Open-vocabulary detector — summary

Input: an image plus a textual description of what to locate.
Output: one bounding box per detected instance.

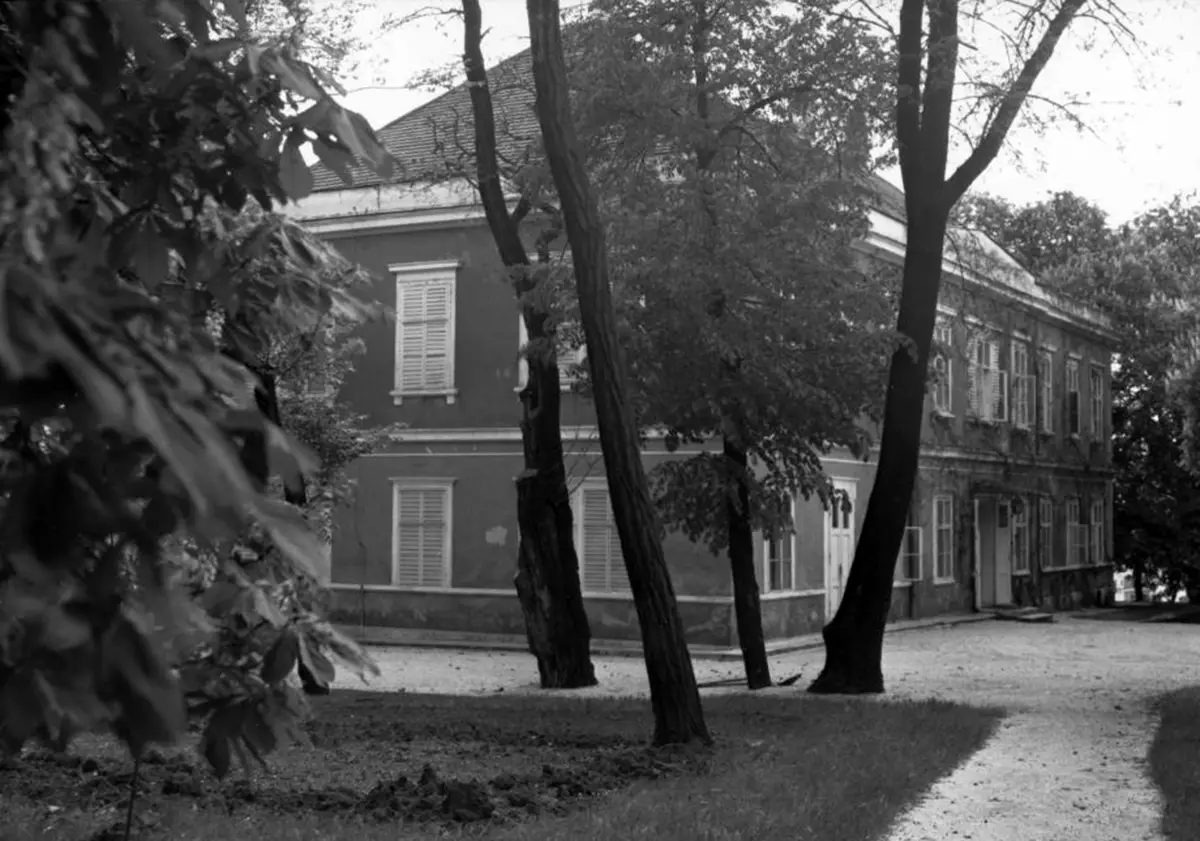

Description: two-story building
[289,50,1118,651]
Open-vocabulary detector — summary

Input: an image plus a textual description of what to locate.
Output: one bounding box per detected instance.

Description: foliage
[0,0,394,773]
[561,0,898,547]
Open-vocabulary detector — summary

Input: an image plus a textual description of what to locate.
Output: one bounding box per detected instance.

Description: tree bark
[1133,558,1144,602]
[724,438,772,689]
[810,0,1085,694]
[462,0,595,689]
[525,0,710,745]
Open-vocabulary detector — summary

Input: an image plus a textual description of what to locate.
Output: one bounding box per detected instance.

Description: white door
[825,479,857,619]
[995,500,1013,604]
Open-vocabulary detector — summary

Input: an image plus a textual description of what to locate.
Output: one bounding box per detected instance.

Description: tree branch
[917,0,960,192]
[895,0,923,184]
[944,0,1088,206]
[461,0,527,267]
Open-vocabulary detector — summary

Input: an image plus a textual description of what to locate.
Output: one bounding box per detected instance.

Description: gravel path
[335,617,1199,841]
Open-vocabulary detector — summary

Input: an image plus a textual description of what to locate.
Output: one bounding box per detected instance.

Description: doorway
[976,496,1015,608]
[825,478,857,619]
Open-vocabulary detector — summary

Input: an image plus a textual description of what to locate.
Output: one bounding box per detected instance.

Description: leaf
[102,612,186,754]
[201,722,232,778]
[297,635,335,687]
[240,704,278,760]
[265,53,325,101]
[221,0,247,30]
[278,139,314,201]
[328,105,394,178]
[312,138,356,184]
[267,422,316,488]
[261,627,300,684]
[200,580,242,617]
[255,498,324,580]
[192,38,242,62]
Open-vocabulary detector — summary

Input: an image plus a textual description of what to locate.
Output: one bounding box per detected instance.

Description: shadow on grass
[3,691,1002,841]
[1076,604,1200,623]
[1148,686,1200,840]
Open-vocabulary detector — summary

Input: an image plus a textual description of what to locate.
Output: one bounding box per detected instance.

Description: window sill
[392,389,459,406]
[932,410,955,419]
[513,382,579,394]
[1041,563,1112,573]
[761,589,825,600]
[1012,570,1032,576]
[933,577,955,586]
[893,580,914,588]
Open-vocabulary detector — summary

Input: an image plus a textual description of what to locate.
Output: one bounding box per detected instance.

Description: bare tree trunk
[462,0,595,689]
[1133,559,1145,602]
[810,0,1084,694]
[525,0,710,744]
[724,438,772,689]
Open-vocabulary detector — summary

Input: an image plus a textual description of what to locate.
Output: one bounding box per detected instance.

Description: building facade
[289,61,1117,651]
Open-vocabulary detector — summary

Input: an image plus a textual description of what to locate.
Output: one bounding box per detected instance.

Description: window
[1090,499,1105,565]
[1066,358,1081,435]
[1089,366,1105,439]
[1038,497,1054,570]
[895,508,922,583]
[576,483,630,594]
[392,481,453,588]
[763,498,796,593]
[967,336,1007,422]
[1066,498,1086,567]
[517,316,587,390]
[391,261,458,405]
[933,495,955,582]
[1011,498,1030,573]
[1011,341,1033,429]
[1037,349,1054,433]
[932,323,953,413]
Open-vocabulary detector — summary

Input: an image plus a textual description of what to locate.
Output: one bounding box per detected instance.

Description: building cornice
[290,180,1117,345]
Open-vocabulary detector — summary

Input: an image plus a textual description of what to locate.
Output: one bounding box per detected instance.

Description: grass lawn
[1148,686,1200,840]
[1,690,1001,841]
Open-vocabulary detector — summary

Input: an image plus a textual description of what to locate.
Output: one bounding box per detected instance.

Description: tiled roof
[312,52,539,193]
[312,47,908,221]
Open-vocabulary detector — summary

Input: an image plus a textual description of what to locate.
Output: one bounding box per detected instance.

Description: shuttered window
[576,484,629,594]
[391,261,458,403]
[966,336,1007,422]
[392,483,452,588]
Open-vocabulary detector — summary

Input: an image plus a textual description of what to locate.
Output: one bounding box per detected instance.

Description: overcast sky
[329,0,1199,224]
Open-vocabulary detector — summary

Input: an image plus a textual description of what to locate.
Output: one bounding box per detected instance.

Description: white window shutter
[420,489,447,584]
[580,488,614,593]
[396,277,454,393]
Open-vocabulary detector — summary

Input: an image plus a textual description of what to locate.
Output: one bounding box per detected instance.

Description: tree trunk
[525,0,710,745]
[809,211,947,695]
[724,438,772,689]
[461,0,596,689]
[1133,559,1144,602]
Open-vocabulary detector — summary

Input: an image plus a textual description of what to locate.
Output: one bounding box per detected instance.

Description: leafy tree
[525,0,711,744]
[563,0,896,688]
[0,0,393,770]
[459,0,597,689]
[810,0,1103,694]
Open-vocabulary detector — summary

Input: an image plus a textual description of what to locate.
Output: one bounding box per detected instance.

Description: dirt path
[336,617,1199,841]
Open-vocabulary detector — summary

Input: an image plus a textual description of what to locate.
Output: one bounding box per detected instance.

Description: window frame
[1066,497,1085,567]
[390,478,455,589]
[574,480,630,595]
[1011,340,1033,429]
[1089,498,1105,565]
[1066,357,1081,436]
[895,514,923,585]
[1037,348,1054,434]
[932,322,953,414]
[1038,497,1054,570]
[1089,365,1105,439]
[933,495,955,583]
[1011,497,1030,574]
[762,493,798,594]
[967,335,1007,422]
[390,260,459,405]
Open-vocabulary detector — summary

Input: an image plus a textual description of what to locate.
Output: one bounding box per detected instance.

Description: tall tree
[565,0,895,688]
[525,0,710,744]
[459,0,596,689]
[810,0,1093,694]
